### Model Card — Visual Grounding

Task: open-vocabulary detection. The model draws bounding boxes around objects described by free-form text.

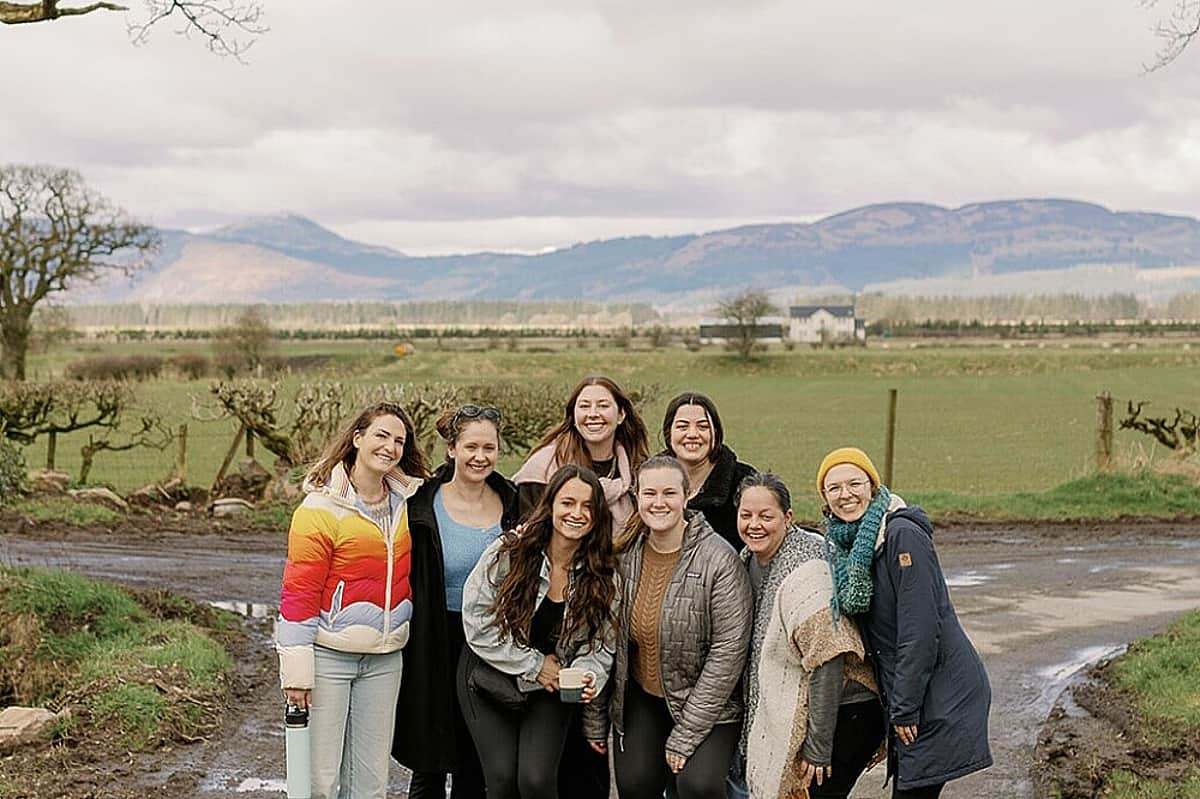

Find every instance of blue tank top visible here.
[435,487,503,612]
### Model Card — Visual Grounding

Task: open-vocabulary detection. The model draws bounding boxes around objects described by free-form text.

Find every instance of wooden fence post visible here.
[46,431,56,470]
[211,425,246,492]
[883,388,898,487]
[1096,391,1114,471]
[177,424,188,482]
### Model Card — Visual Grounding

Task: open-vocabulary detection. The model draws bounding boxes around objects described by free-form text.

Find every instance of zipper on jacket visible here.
[656,529,699,720]
[352,499,395,636]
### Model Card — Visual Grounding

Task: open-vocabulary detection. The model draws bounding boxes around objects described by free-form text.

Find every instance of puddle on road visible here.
[235,778,285,793]
[945,570,993,588]
[209,600,276,619]
[967,564,1200,655]
[1034,643,1126,718]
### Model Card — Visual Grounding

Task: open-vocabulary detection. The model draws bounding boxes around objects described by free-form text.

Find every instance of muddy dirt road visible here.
[3,516,1198,798]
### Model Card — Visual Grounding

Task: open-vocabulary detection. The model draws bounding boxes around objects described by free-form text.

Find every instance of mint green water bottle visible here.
[285,704,311,799]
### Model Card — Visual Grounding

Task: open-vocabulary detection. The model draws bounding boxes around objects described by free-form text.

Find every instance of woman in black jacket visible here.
[392,405,520,799]
[659,392,755,550]
[816,447,992,799]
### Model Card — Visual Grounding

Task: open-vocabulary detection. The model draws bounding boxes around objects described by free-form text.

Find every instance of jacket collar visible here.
[684,444,741,509]
[305,462,422,509]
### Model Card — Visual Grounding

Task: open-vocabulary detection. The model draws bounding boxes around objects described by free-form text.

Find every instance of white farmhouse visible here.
[788,305,865,343]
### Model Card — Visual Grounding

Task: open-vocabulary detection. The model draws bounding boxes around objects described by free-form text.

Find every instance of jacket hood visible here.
[887,505,933,538]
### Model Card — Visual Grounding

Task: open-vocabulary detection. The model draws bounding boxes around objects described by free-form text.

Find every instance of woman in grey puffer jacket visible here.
[594,455,753,799]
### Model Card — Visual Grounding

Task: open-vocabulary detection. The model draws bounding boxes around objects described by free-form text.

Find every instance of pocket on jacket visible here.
[330,580,346,618]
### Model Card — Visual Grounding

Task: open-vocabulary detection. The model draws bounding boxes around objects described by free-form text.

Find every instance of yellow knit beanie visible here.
[816,447,882,496]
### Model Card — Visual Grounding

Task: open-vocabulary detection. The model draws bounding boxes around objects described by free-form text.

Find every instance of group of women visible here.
[276,376,993,799]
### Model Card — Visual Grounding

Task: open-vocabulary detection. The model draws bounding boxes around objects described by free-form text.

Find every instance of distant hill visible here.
[75,200,1200,305]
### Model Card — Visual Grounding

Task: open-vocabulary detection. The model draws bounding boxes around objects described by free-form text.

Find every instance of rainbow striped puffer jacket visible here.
[276,463,423,689]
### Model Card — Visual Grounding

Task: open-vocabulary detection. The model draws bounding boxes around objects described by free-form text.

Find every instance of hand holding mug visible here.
[558,667,596,703]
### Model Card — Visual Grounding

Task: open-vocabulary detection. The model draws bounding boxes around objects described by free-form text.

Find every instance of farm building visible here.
[698,320,786,344]
[788,305,865,343]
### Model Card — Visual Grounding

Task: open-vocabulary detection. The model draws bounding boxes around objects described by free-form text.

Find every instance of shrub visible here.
[65,354,163,382]
[0,439,26,502]
[170,352,210,380]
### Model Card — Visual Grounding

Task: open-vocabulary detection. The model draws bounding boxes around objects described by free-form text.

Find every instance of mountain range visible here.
[81,199,1200,306]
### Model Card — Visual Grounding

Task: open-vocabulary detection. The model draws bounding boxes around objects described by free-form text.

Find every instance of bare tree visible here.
[0,1,266,58]
[0,164,158,380]
[1143,0,1200,71]
[715,289,779,361]
[212,306,277,378]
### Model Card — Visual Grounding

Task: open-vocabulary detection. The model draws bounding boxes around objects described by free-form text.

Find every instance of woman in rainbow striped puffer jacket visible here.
[276,401,431,799]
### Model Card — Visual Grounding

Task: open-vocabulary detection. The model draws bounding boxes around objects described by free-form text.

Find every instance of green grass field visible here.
[16,339,1200,519]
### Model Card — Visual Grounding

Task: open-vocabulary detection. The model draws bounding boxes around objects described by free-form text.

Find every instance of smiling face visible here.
[573,384,625,453]
[822,463,874,523]
[447,419,499,484]
[637,466,687,536]
[352,414,407,478]
[551,477,595,542]
[737,485,793,562]
[669,403,714,466]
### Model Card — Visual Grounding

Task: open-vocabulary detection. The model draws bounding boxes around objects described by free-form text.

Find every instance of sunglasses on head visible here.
[453,404,502,430]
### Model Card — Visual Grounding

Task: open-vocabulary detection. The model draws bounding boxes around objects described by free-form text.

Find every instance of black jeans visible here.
[614,680,739,799]
[408,612,486,799]
[557,714,609,799]
[808,698,885,799]
[894,784,944,799]
[457,660,576,799]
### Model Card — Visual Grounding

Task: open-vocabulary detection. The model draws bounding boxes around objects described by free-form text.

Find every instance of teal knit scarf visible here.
[824,484,891,622]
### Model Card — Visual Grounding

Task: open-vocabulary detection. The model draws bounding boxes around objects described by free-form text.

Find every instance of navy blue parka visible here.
[859,506,992,790]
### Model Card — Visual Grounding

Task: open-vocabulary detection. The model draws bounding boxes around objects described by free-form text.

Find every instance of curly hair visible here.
[490,464,617,653]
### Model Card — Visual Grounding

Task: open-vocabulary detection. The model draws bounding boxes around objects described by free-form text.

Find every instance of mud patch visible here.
[1034,659,1200,798]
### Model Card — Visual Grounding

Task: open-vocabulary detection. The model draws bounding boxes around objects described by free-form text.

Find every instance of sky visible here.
[3,1,1200,255]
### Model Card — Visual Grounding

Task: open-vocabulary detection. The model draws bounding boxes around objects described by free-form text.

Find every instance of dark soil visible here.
[1034,659,1200,798]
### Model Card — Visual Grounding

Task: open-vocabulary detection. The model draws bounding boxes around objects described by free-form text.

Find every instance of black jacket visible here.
[860,506,992,790]
[669,444,755,551]
[390,462,520,773]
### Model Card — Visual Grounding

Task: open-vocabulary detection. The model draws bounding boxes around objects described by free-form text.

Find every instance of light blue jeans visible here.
[310,646,404,799]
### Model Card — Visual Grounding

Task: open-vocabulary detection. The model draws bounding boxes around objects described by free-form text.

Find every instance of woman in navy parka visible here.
[816,448,991,799]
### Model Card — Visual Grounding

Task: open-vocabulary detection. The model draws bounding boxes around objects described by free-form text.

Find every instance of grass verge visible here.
[10,497,121,526]
[906,471,1200,523]
[1105,610,1200,798]
[1105,769,1200,798]
[0,566,233,752]
[1113,610,1200,738]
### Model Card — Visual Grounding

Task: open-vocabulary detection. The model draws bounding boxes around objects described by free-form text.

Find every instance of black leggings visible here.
[408,611,486,799]
[614,681,739,799]
[808,698,885,799]
[894,784,944,799]
[457,664,576,799]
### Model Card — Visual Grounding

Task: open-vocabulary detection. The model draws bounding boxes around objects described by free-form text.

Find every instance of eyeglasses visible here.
[452,404,502,431]
[822,479,871,499]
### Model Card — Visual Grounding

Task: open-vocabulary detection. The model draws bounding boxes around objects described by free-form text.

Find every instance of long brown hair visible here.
[534,375,650,471]
[306,401,431,486]
[614,455,690,553]
[490,465,617,652]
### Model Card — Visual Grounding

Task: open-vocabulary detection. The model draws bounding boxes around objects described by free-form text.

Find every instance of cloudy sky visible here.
[3,1,1198,254]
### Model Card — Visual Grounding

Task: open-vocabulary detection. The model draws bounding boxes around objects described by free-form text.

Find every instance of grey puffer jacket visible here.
[603,511,753,759]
